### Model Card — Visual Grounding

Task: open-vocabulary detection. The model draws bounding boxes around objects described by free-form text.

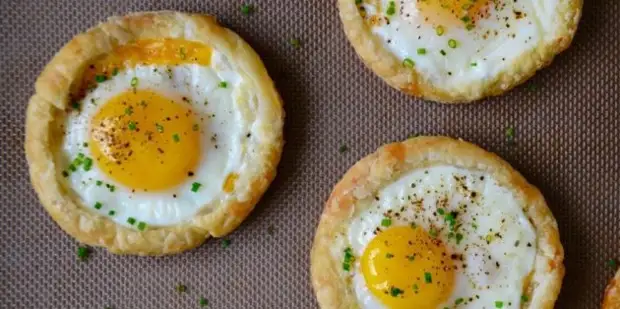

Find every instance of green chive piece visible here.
[137,221,147,231]
[218,81,228,88]
[191,182,202,192]
[403,58,415,68]
[96,180,103,186]
[95,75,107,83]
[82,142,88,147]
[456,233,464,244]
[172,133,180,143]
[77,245,89,261]
[289,38,301,48]
[389,286,403,297]
[440,49,447,56]
[192,124,199,131]
[448,39,458,48]
[127,217,136,225]
[461,15,471,23]
[413,284,419,292]
[83,157,93,171]
[466,24,475,31]
[128,121,137,131]
[495,301,504,308]
[342,263,351,271]
[429,228,438,237]
[108,210,116,216]
[94,202,102,210]
[424,272,432,283]
[241,4,254,15]
[381,218,392,227]
[339,145,348,153]
[175,284,187,293]
[386,1,396,15]
[506,126,515,143]
[155,123,164,133]
[455,298,464,305]
[437,208,445,215]
[62,171,69,177]
[68,164,77,172]
[407,255,415,261]
[221,239,231,248]
[343,247,355,271]
[608,258,618,269]
[386,253,394,258]
[355,0,363,4]
[199,297,208,307]
[417,48,427,55]
[471,62,478,67]
[130,77,138,87]
[112,68,119,76]
[71,101,80,110]
[436,25,445,36]
[125,107,133,115]
[521,295,529,302]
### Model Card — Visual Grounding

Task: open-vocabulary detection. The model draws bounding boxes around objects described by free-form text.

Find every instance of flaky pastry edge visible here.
[310,136,564,308]
[25,11,284,255]
[337,0,582,103]
[603,269,620,309]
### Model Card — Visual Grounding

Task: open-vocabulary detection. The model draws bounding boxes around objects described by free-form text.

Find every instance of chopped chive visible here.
[95,75,107,83]
[495,301,504,308]
[108,210,116,216]
[424,272,432,283]
[466,24,475,31]
[71,101,80,110]
[436,25,445,36]
[417,48,427,55]
[461,15,471,23]
[130,77,138,87]
[342,263,351,271]
[221,239,231,248]
[389,286,403,297]
[96,180,103,186]
[506,126,515,143]
[339,145,348,153]
[128,121,137,131]
[381,218,392,227]
[68,164,77,172]
[125,107,133,115]
[289,38,301,48]
[137,221,147,231]
[94,202,102,210]
[199,297,208,307]
[172,133,180,143]
[402,58,415,68]
[437,208,445,215]
[521,295,529,302]
[429,228,438,237]
[155,123,164,133]
[192,124,199,131]
[77,245,89,261]
[112,68,119,76]
[386,1,396,15]
[82,142,88,147]
[386,253,394,258]
[355,0,363,4]
[62,171,69,177]
[127,217,136,225]
[241,4,254,15]
[407,255,415,261]
[83,157,93,171]
[218,81,228,88]
[455,298,464,305]
[413,284,419,292]
[471,62,478,67]
[456,233,464,244]
[440,49,447,56]
[191,182,202,192]
[608,258,618,269]
[448,39,458,48]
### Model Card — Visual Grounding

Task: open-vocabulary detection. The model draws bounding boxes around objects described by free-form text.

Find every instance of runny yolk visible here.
[416,0,491,27]
[90,89,201,191]
[361,226,454,309]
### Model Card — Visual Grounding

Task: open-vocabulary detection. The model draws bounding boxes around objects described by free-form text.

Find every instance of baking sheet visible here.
[0,0,618,308]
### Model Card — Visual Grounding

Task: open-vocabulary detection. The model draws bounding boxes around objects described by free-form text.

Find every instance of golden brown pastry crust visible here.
[337,0,582,103]
[604,269,620,309]
[311,136,564,308]
[25,11,284,255]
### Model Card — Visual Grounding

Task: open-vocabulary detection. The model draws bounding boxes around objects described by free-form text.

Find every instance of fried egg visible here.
[60,39,260,228]
[341,166,536,308]
[341,0,581,101]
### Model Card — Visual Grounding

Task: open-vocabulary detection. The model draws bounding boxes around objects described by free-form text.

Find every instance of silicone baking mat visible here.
[0,0,618,308]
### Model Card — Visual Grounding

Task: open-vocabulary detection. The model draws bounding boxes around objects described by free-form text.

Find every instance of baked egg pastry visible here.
[311,136,564,308]
[604,268,620,309]
[25,12,284,255]
[338,0,582,103]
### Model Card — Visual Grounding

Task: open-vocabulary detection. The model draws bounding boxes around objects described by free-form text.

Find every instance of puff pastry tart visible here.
[25,11,284,255]
[338,0,582,103]
[311,136,564,309]
[604,269,620,309]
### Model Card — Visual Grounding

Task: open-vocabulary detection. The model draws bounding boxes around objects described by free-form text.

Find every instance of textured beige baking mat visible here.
[0,0,618,308]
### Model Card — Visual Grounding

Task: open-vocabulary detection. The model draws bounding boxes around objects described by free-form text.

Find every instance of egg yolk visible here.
[416,0,491,27]
[361,226,454,309]
[90,89,201,191]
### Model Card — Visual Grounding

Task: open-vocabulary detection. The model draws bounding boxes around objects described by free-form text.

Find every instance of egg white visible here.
[61,51,260,227]
[346,165,537,308]
[365,0,559,92]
